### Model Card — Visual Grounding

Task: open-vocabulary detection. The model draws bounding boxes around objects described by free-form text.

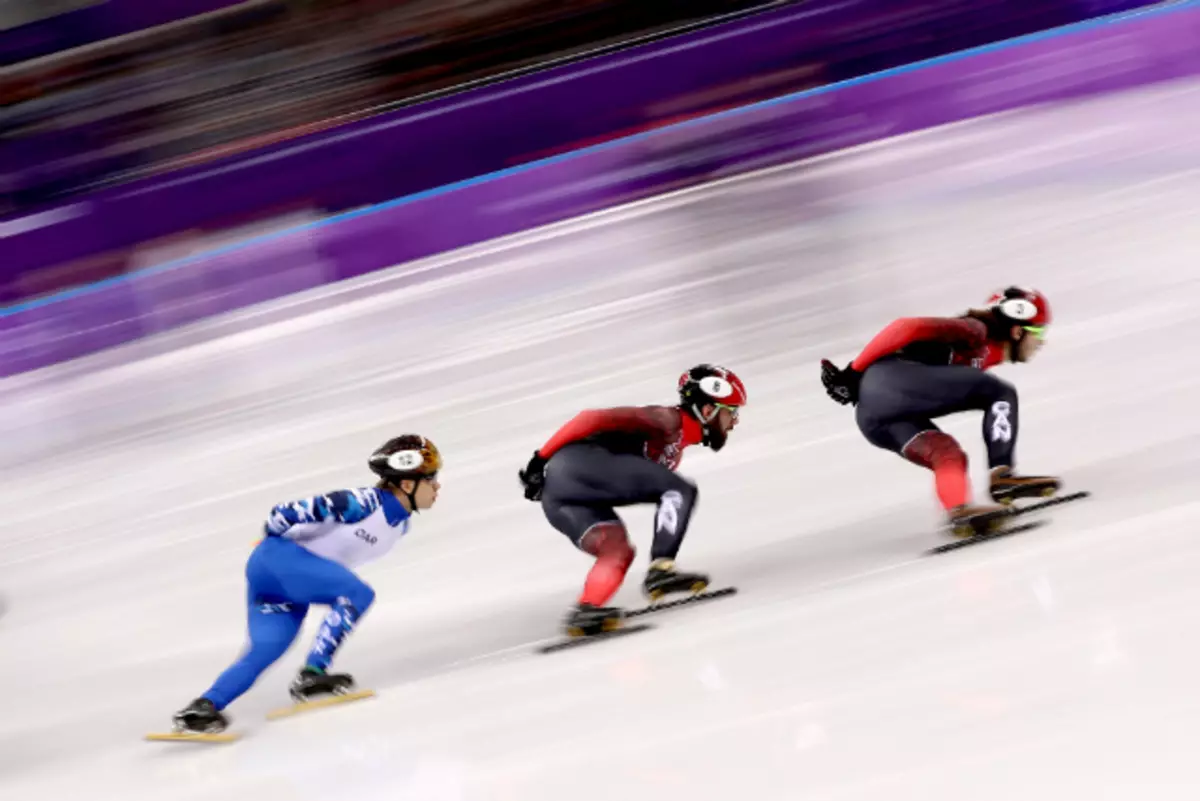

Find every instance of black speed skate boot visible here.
[643,559,710,601]
[989,466,1061,505]
[947,503,1012,539]
[289,666,356,703]
[172,697,228,734]
[564,603,624,637]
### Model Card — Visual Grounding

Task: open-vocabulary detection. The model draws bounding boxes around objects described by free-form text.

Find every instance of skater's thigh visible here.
[611,456,694,502]
[856,414,939,455]
[860,361,997,420]
[256,536,373,608]
[544,445,629,501]
[542,497,622,550]
[546,445,684,504]
[244,584,308,652]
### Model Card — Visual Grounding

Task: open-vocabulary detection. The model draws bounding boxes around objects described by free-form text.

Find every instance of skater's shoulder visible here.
[903,315,988,341]
[586,404,680,431]
[638,404,687,428]
[265,487,399,534]
[319,487,386,522]
[335,486,411,527]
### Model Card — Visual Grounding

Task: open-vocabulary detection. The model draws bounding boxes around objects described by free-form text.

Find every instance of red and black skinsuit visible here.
[850,315,1017,511]
[534,405,704,608]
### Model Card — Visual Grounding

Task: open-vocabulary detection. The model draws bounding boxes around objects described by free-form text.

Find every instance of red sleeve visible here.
[537,406,673,459]
[851,317,987,372]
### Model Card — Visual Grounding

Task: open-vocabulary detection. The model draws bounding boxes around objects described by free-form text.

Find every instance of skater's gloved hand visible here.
[518,451,548,501]
[820,359,862,406]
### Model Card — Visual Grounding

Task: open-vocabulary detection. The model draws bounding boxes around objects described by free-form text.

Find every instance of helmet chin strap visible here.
[689,403,722,449]
[397,480,422,513]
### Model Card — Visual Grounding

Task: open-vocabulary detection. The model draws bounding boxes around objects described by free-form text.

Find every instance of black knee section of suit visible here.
[981,379,1019,468]
[651,480,698,561]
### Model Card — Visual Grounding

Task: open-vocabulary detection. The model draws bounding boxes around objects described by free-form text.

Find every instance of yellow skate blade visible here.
[266,689,376,721]
[145,731,241,744]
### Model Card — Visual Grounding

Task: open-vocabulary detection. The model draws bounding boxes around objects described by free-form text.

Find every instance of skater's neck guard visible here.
[378,489,412,525]
[678,404,713,450]
[963,309,1014,342]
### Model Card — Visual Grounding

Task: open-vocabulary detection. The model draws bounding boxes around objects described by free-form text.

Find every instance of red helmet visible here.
[678,364,747,410]
[987,286,1051,327]
[678,364,746,452]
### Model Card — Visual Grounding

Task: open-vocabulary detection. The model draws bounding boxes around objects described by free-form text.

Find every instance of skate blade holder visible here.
[266,689,377,721]
[646,580,710,603]
[998,487,1056,506]
[566,616,624,638]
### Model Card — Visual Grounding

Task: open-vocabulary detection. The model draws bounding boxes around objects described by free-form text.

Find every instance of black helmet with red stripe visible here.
[678,364,747,451]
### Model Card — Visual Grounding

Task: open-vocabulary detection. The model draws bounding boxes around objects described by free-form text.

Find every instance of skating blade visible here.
[145,731,241,744]
[265,689,377,720]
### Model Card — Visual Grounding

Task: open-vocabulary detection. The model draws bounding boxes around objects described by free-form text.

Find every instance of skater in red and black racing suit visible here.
[820,287,1061,538]
[519,364,747,637]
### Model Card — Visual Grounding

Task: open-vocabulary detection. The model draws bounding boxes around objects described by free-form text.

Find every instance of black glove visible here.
[518,451,548,501]
[820,359,862,406]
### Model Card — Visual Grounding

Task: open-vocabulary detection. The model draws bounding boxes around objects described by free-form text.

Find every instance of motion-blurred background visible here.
[1,0,1154,310]
[8,4,1200,800]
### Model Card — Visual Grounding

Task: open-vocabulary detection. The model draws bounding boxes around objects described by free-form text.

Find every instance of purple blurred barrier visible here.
[1,0,1198,378]
[0,0,1158,290]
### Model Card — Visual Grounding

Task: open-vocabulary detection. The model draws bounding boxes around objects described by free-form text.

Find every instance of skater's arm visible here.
[537,406,673,458]
[851,317,987,371]
[264,489,381,537]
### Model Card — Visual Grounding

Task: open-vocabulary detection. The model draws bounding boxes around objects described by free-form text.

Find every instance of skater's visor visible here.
[1023,325,1046,340]
[714,403,740,419]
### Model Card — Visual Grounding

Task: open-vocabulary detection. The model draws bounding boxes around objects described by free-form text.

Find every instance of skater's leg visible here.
[856,361,1010,508]
[544,444,700,559]
[901,428,971,512]
[544,444,706,598]
[965,373,1060,500]
[858,360,1023,468]
[196,538,310,711]
[264,540,376,672]
[974,375,1019,469]
[856,390,971,513]
[542,494,634,608]
[578,522,636,607]
[202,592,308,710]
[940,370,1059,499]
[648,478,698,562]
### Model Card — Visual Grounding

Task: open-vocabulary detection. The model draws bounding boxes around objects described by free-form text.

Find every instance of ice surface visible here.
[4,81,1200,801]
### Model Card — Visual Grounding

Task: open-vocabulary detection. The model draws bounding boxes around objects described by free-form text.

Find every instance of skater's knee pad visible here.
[902,431,967,472]
[581,522,635,568]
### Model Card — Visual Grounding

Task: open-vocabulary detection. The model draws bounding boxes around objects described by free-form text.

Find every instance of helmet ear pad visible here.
[996,296,1040,322]
[369,435,441,484]
[985,286,1051,328]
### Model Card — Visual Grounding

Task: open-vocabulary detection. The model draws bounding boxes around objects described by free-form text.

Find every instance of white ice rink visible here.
[4,80,1200,801]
